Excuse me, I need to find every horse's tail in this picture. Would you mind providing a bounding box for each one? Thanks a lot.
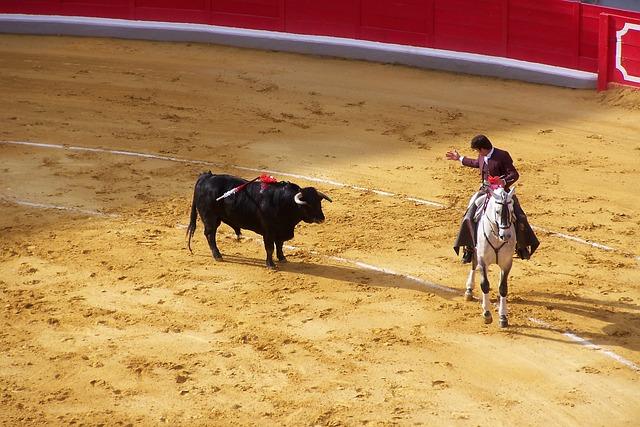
[186,172,210,253]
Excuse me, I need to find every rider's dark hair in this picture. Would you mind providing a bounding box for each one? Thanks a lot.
[470,134,493,150]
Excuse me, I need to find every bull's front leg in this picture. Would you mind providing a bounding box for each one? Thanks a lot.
[275,241,287,262]
[263,236,276,269]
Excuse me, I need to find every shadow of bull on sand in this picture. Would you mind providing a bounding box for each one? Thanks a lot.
[202,253,458,300]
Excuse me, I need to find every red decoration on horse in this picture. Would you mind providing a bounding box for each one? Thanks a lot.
[487,175,503,186]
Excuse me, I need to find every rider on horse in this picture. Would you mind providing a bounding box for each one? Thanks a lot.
[446,134,539,263]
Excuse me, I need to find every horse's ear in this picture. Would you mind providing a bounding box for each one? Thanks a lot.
[508,186,516,196]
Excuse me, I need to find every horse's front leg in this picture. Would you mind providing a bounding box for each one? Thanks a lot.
[479,260,492,324]
[464,253,477,301]
[498,263,512,328]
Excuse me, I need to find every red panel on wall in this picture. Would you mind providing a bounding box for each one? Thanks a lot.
[360,0,432,46]
[285,0,359,39]
[579,4,600,71]
[598,13,640,90]
[433,0,505,56]
[59,0,130,19]
[135,0,206,8]
[63,0,128,4]
[579,4,640,72]
[133,9,209,24]
[0,0,62,14]
[507,0,579,68]
[614,16,640,87]
[134,0,209,24]
[211,0,278,16]
[210,0,283,31]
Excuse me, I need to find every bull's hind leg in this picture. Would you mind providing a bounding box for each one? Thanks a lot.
[275,241,287,263]
[204,218,223,261]
[479,263,493,324]
[498,265,512,328]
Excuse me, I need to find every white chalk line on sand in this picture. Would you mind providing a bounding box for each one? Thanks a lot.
[4,196,638,373]
[3,140,637,262]
[529,318,640,372]
[1,198,118,218]
[532,225,614,251]
[1,140,442,207]
[531,226,639,263]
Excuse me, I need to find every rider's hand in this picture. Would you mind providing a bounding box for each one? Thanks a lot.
[445,150,460,161]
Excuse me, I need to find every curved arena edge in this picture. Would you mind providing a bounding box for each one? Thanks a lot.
[0,13,597,89]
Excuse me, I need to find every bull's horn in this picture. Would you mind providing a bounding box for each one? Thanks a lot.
[318,191,332,203]
[294,192,308,205]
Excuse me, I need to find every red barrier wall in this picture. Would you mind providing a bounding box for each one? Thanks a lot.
[360,0,432,47]
[209,1,284,31]
[599,13,640,89]
[432,0,504,57]
[2,0,640,88]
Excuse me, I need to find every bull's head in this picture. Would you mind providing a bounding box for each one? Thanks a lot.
[294,187,332,224]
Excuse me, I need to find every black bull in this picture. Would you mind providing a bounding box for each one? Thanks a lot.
[187,172,332,268]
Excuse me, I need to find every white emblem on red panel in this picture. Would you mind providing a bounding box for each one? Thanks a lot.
[616,23,640,83]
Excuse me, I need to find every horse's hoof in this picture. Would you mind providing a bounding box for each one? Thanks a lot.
[499,315,509,328]
[464,290,474,301]
[483,311,493,324]
[213,254,223,261]
[277,257,288,263]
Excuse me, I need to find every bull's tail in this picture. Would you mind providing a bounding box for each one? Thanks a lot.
[186,172,209,253]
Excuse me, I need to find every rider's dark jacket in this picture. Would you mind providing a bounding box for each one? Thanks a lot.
[461,148,519,188]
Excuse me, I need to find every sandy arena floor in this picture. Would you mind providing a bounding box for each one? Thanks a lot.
[1,34,639,426]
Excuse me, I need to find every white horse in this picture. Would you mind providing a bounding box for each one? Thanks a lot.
[464,186,517,328]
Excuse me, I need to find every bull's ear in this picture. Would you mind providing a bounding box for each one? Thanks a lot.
[317,191,332,203]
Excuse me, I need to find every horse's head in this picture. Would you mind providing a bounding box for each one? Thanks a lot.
[488,187,516,241]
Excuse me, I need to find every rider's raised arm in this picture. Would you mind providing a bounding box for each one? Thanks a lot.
[461,156,480,169]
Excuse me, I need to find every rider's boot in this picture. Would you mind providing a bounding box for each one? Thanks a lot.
[462,247,474,263]
[515,219,530,260]
[460,202,479,264]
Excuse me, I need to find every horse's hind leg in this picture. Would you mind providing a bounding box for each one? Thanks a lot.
[479,263,492,324]
[464,255,477,301]
[498,265,512,328]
